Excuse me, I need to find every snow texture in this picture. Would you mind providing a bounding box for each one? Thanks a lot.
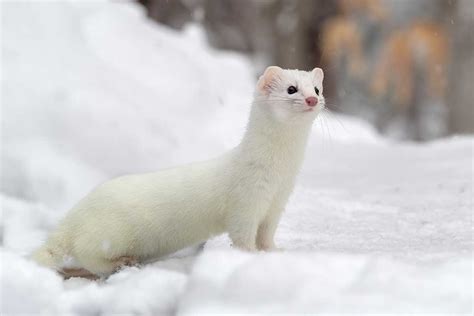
[1,1,472,315]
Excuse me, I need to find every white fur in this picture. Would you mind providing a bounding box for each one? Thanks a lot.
[31,67,325,276]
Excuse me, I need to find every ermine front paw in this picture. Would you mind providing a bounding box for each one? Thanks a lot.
[113,256,139,272]
[231,242,257,252]
[272,246,285,252]
[257,243,284,252]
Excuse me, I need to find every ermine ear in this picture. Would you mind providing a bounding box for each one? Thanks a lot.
[312,67,324,82]
[257,66,282,94]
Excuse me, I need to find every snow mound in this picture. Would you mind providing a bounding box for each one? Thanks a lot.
[1,251,186,315]
[178,250,471,314]
[2,0,254,213]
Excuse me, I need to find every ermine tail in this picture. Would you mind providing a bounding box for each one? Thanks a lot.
[31,246,59,268]
[31,233,68,270]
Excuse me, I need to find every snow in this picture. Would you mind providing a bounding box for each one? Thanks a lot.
[1,1,472,315]
[180,251,470,313]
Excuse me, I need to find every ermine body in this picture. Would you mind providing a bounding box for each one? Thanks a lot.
[32,66,325,277]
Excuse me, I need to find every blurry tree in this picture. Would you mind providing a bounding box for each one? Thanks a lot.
[138,0,195,29]
[321,0,453,140]
[449,0,474,134]
[138,0,472,139]
[138,0,335,72]
[370,21,449,140]
[320,0,388,121]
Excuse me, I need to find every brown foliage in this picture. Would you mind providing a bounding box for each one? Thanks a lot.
[322,0,449,111]
[371,22,449,109]
[321,17,367,79]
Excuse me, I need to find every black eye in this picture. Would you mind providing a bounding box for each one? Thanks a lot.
[314,87,320,96]
[287,86,297,94]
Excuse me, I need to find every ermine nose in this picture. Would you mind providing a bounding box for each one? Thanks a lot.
[305,97,318,107]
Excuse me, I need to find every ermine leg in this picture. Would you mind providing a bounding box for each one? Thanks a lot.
[257,209,283,251]
[61,256,138,279]
[73,255,138,276]
[60,268,99,280]
[228,216,259,251]
[112,256,139,272]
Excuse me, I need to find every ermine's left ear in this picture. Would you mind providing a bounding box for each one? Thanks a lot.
[257,66,282,94]
[312,67,324,82]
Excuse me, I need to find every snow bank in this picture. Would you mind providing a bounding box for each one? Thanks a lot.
[2,0,253,213]
[1,1,472,315]
[1,250,187,315]
[178,250,470,314]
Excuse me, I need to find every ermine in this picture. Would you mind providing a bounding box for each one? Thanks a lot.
[32,66,325,278]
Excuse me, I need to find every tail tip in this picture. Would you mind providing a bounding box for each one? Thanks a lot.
[31,246,58,268]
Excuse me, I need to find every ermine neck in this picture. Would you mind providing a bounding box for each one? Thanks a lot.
[237,104,313,168]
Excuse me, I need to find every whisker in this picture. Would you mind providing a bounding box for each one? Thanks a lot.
[317,115,326,149]
[323,112,332,145]
[324,101,344,112]
[324,108,348,133]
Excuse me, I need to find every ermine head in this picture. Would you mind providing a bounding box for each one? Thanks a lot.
[255,66,325,122]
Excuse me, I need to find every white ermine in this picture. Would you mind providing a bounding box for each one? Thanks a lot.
[32,66,325,278]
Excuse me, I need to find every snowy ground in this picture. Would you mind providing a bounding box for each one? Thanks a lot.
[1,1,472,315]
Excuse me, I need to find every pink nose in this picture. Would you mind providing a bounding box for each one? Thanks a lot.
[305,97,317,107]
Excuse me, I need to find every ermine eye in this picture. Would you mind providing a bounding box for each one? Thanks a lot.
[314,87,320,96]
[287,86,297,94]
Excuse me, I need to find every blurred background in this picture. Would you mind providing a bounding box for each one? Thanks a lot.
[139,0,473,141]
